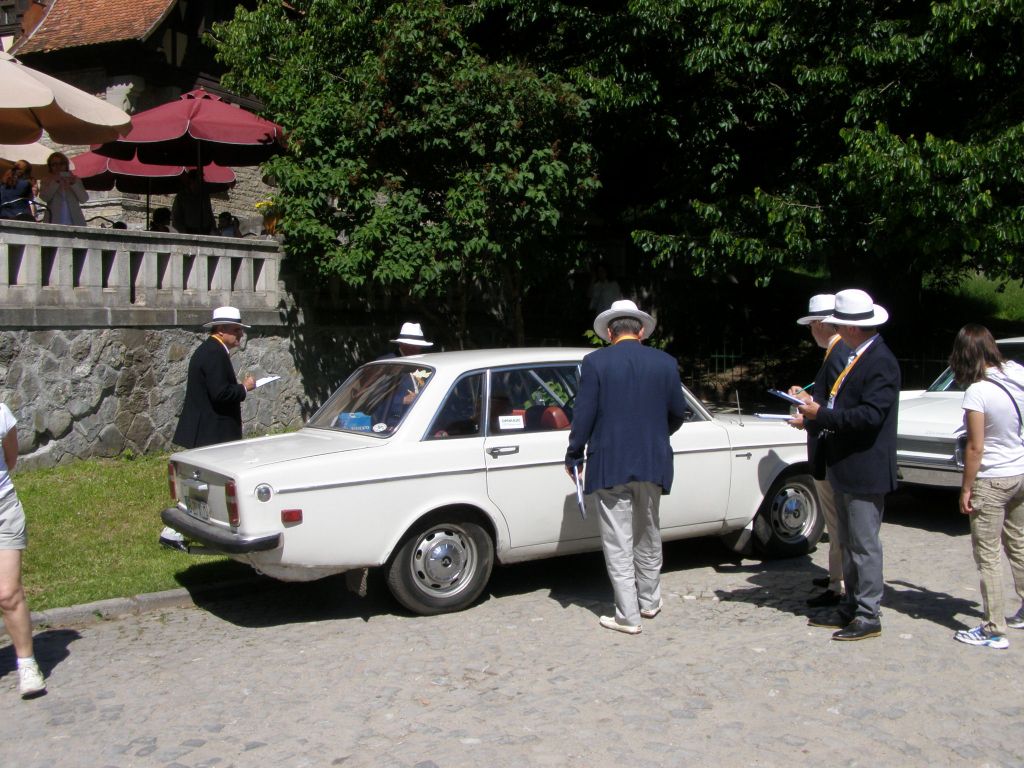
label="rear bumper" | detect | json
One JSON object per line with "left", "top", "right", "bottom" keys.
{"left": 161, "top": 507, "right": 281, "bottom": 554}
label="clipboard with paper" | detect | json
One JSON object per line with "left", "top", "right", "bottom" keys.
{"left": 572, "top": 464, "right": 587, "bottom": 519}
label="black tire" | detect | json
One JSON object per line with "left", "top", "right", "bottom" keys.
{"left": 386, "top": 517, "right": 494, "bottom": 615}
{"left": 752, "top": 472, "right": 823, "bottom": 558}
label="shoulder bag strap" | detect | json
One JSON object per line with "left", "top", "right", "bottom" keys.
{"left": 987, "top": 379, "right": 1023, "bottom": 436}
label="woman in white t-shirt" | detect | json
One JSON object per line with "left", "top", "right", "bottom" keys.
{"left": 950, "top": 324, "right": 1024, "bottom": 649}
{"left": 0, "top": 403, "right": 45, "bottom": 696}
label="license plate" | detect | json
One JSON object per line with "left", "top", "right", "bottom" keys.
{"left": 186, "top": 498, "right": 210, "bottom": 521}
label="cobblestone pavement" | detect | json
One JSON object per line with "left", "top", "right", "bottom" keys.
{"left": 2, "top": 490, "right": 1023, "bottom": 768}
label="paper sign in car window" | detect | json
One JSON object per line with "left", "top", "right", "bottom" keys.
{"left": 498, "top": 414, "right": 525, "bottom": 430}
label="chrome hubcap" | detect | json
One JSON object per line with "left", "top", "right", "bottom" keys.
{"left": 769, "top": 485, "right": 815, "bottom": 542}
{"left": 410, "top": 527, "right": 476, "bottom": 598}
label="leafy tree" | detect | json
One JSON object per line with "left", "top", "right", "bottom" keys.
{"left": 215, "top": 0, "right": 1024, "bottom": 347}
{"left": 478, "top": 0, "right": 1024, "bottom": 310}
{"left": 211, "top": 0, "right": 598, "bottom": 346}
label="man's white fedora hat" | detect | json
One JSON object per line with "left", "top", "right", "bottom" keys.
{"left": 824, "top": 288, "right": 889, "bottom": 327}
{"left": 593, "top": 299, "right": 656, "bottom": 342}
{"left": 797, "top": 293, "right": 836, "bottom": 326}
{"left": 391, "top": 321, "right": 434, "bottom": 347}
{"left": 203, "top": 306, "right": 250, "bottom": 329}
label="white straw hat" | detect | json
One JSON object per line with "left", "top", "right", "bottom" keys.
{"left": 593, "top": 299, "right": 656, "bottom": 342}
{"left": 203, "top": 306, "right": 250, "bottom": 329}
{"left": 797, "top": 294, "right": 836, "bottom": 325}
{"left": 391, "top": 322, "right": 433, "bottom": 347}
{"left": 823, "top": 289, "right": 889, "bottom": 327}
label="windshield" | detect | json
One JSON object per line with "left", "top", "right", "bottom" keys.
{"left": 308, "top": 362, "right": 434, "bottom": 436}
{"left": 927, "top": 341, "right": 1024, "bottom": 393}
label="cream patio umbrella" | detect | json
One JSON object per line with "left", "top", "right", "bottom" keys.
{"left": 0, "top": 141, "right": 58, "bottom": 176}
{"left": 0, "top": 51, "right": 131, "bottom": 145}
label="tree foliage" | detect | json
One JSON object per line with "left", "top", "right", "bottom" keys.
{"left": 214, "top": 0, "right": 1024, "bottom": 341}
{"left": 212, "top": 1, "right": 597, "bottom": 345}
{"left": 476, "top": 0, "right": 1024, "bottom": 302}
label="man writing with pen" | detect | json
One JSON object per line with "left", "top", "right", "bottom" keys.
{"left": 785, "top": 294, "right": 851, "bottom": 608}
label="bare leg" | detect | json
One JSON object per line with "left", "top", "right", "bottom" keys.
{"left": 0, "top": 549, "right": 34, "bottom": 659}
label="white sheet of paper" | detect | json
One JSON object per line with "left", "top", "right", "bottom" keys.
{"left": 573, "top": 465, "right": 586, "bottom": 520}
{"left": 255, "top": 375, "right": 281, "bottom": 388}
{"left": 755, "top": 413, "right": 795, "bottom": 421}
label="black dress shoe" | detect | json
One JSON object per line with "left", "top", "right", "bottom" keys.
{"left": 832, "top": 617, "right": 881, "bottom": 641}
{"left": 807, "top": 610, "right": 852, "bottom": 629}
{"left": 811, "top": 576, "right": 831, "bottom": 588}
{"left": 806, "top": 589, "right": 842, "bottom": 607}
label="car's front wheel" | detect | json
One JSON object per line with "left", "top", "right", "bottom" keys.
{"left": 753, "top": 473, "right": 823, "bottom": 558}
{"left": 386, "top": 517, "right": 494, "bottom": 615}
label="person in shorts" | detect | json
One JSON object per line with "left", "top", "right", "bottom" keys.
{"left": 0, "top": 402, "right": 46, "bottom": 697}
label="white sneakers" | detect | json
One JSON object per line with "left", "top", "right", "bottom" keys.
{"left": 18, "top": 659, "right": 45, "bottom": 698}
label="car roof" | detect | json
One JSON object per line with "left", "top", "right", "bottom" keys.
{"left": 368, "top": 347, "right": 594, "bottom": 369}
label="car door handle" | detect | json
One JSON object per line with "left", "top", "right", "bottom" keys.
{"left": 734, "top": 452, "right": 752, "bottom": 459}
{"left": 488, "top": 445, "right": 520, "bottom": 458}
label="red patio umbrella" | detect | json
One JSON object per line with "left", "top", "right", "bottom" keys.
{"left": 93, "top": 89, "right": 284, "bottom": 167}
{"left": 71, "top": 150, "right": 236, "bottom": 227}
{"left": 72, "top": 150, "right": 236, "bottom": 194}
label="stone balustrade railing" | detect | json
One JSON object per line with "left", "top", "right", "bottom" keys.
{"left": 0, "top": 220, "right": 284, "bottom": 326}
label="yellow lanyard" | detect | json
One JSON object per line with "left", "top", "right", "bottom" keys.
{"left": 830, "top": 348, "right": 865, "bottom": 400}
{"left": 824, "top": 335, "right": 840, "bottom": 361}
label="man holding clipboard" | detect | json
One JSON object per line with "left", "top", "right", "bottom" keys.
{"left": 565, "top": 300, "right": 687, "bottom": 635}
{"left": 785, "top": 294, "right": 851, "bottom": 608}
{"left": 796, "top": 289, "right": 900, "bottom": 641}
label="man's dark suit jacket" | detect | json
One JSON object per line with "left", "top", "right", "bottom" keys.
{"left": 813, "top": 334, "right": 901, "bottom": 495}
{"left": 565, "top": 339, "right": 687, "bottom": 495}
{"left": 807, "top": 337, "right": 852, "bottom": 480}
{"left": 172, "top": 336, "right": 248, "bottom": 449}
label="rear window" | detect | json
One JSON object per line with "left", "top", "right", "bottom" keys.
{"left": 308, "top": 362, "right": 434, "bottom": 436}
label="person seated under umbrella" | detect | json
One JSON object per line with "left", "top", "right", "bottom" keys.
{"left": 171, "top": 170, "right": 214, "bottom": 235}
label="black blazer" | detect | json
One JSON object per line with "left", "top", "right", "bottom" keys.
{"left": 814, "top": 335, "right": 901, "bottom": 495}
{"left": 172, "top": 336, "right": 248, "bottom": 449}
{"left": 807, "top": 336, "right": 852, "bottom": 480}
{"left": 565, "top": 340, "right": 687, "bottom": 494}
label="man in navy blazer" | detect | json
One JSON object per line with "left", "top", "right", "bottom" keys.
{"left": 173, "top": 306, "right": 256, "bottom": 449}
{"left": 798, "top": 289, "right": 900, "bottom": 641}
{"left": 163, "top": 306, "right": 256, "bottom": 551}
{"left": 566, "top": 300, "right": 687, "bottom": 634}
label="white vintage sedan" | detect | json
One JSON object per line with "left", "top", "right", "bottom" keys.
{"left": 897, "top": 337, "right": 1024, "bottom": 488}
{"left": 162, "top": 348, "right": 822, "bottom": 615}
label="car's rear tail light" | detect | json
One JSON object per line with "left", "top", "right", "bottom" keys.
{"left": 167, "top": 461, "right": 177, "bottom": 501}
{"left": 226, "top": 481, "right": 239, "bottom": 527}
{"left": 281, "top": 509, "right": 303, "bottom": 524}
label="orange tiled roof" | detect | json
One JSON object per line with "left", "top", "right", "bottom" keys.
{"left": 12, "top": 0, "right": 177, "bottom": 55}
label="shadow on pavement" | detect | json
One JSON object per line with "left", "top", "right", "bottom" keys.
{"left": 190, "top": 572, "right": 397, "bottom": 628}
{"left": 885, "top": 487, "right": 967, "bottom": 535}
{"left": 713, "top": 558, "right": 982, "bottom": 631}
{"left": 884, "top": 579, "right": 981, "bottom": 631}
{"left": 490, "top": 536, "right": 747, "bottom": 618}
{"left": 189, "top": 536, "right": 748, "bottom": 628}
{"left": 0, "top": 627, "right": 80, "bottom": 693}
{"left": 179, "top": 491, "right": 974, "bottom": 630}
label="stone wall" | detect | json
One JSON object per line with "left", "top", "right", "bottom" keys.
{"left": 0, "top": 323, "right": 392, "bottom": 470}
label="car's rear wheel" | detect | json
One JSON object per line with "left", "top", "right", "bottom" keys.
{"left": 753, "top": 473, "right": 823, "bottom": 558}
{"left": 386, "top": 517, "right": 494, "bottom": 615}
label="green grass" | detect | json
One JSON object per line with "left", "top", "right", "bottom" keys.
{"left": 951, "top": 273, "right": 1024, "bottom": 323}
{"left": 17, "top": 454, "right": 253, "bottom": 611}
